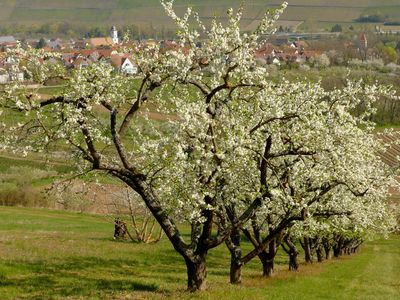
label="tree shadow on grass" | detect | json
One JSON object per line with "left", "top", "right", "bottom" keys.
{"left": 1, "top": 248, "right": 233, "bottom": 298}
{"left": 0, "top": 257, "right": 162, "bottom": 298}
{"left": 1, "top": 276, "right": 159, "bottom": 299}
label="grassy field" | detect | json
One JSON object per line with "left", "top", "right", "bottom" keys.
{"left": 0, "top": 0, "right": 400, "bottom": 30}
{"left": 0, "top": 206, "right": 399, "bottom": 299}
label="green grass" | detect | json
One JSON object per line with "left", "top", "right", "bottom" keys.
{"left": 362, "top": 6, "right": 400, "bottom": 22}
{"left": 0, "top": 206, "right": 399, "bottom": 299}
{"left": 37, "top": 85, "right": 65, "bottom": 95}
{"left": 0, "top": 155, "right": 72, "bottom": 174}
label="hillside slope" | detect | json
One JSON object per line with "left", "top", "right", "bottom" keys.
{"left": 0, "top": 0, "right": 400, "bottom": 29}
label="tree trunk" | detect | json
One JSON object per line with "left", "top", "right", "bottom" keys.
{"left": 227, "top": 228, "right": 242, "bottom": 284}
{"left": 316, "top": 245, "right": 324, "bottom": 263}
{"left": 333, "top": 236, "right": 344, "bottom": 258}
{"left": 352, "top": 241, "right": 362, "bottom": 254}
{"left": 323, "top": 239, "right": 331, "bottom": 260}
{"left": 230, "top": 260, "right": 242, "bottom": 284}
{"left": 185, "top": 255, "right": 207, "bottom": 291}
{"left": 261, "top": 254, "right": 274, "bottom": 277}
{"left": 257, "top": 239, "right": 277, "bottom": 277}
{"left": 288, "top": 246, "right": 299, "bottom": 271}
{"left": 303, "top": 237, "right": 313, "bottom": 264}
{"left": 283, "top": 238, "right": 299, "bottom": 271}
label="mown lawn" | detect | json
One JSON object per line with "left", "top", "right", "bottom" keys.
{"left": 0, "top": 206, "right": 399, "bottom": 299}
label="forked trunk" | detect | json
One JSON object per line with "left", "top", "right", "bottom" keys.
{"left": 185, "top": 255, "right": 207, "bottom": 291}
{"left": 283, "top": 239, "right": 299, "bottom": 271}
{"left": 258, "top": 250, "right": 274, "bottom": 277}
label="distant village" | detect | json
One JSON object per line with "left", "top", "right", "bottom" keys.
{"left": 1, "top": 26, "right": 400, "bottom": 84}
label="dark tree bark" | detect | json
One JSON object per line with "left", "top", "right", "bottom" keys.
{"left": 333, "top": 235, "right": 344, "bottom": 258}
{"left": 315, "top": 243, "right": 324, "bottom": 262}
{"left": 300, "top": 237, "right": 313, "bottom": 264}
{"left": 113, "top": 218, "right": 128, "bottom": 240}
{"left": 230, "top": 260, "right": 242, "bottom": 285}
{"left": 352, "top": 240, "right": 363, "bottom": 253}
{"left": 226, "top": 228, "right": 243, "bottom": 284}
{"left": 322, "top": 238, "right": 332, "bottom": 260}
{"left": 185, "top": 254, "right": 207, "bottom": 291}
{"left": 282, "top": 238, "right": 299, "bottom": 271}
{"left": 288, "top": 247, "right": 299, "bottom": 270}
{"left": 247, "top": 230, "right": 282, "bottom": 278}
{"left": 117, "top": 175, "right": 213, "bottom": 292}
{"left": 258, "top": 248, "right": 275, "bottom": 277}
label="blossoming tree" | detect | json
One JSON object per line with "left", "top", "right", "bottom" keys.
{"left": 220, "top": 82, "right": 398, "bottom": 281}
{"left": 0, "top": 0, "right": 398, "bottom": 291}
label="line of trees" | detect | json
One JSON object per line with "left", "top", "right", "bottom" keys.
{"left": 356, "top": 13, "right": 387, "bottom": 23}
{"left": 0, "top": 22, "right": 176, "bottom": 40}
{"left": 0, "top": 1, "right": 398, "bottom": 292}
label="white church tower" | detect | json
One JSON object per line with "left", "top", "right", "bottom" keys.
{"left": 110, "top": 26, "right": 119, "bottom": 45}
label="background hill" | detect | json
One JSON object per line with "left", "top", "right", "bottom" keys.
{"left": 1, "top": 0, "right": 400, "bottom": 34}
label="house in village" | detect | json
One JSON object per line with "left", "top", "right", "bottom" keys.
{"left": 289, "top": 40, "right": 309, "bottom": 51}
{"left": 120, "top": 57, "right": 137, "bottom": 74}
{"left": 0, "top": 36, "right": 16, "bottom": 44}
{"left": 0, "top": 69, "right": 10, "bottom": 84}
{"left": 254, "top": 40, "right": 317, "bottom": 66}
{"left": 160, "top": 40, "right": 178, "bottom": 51}
{"left": 72, "top": 57, "right": 91, "bottom": 70}
{"left": 0, "top": 59, "right": 24, "bottom": 84}
{"left": 275, "top": 37, "right": 290, "bottom": 46}
{"left": 48, "top": 38, "right": 69, "bottom": 50}
{"left": 61, "top": 49, "right": 117, "bottom": 69}
{"left": 60, "top": 48, "right": 137, "bottom": 74}
{"left": 0, "top": 36, "right": 17, "bottom": 50}
{"left": 110, "top": 54, "right": 138, "bottom": 75}
{"left": 72, "top": 39, "right": 88, "bottom": 50}
{"left": 89, "top": 26, "right": 119, "bottom": 48}
{"left": 255, "top": 43, "right": 280, "bottom": 65}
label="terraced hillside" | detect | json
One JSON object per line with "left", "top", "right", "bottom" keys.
{"left": 0, "top": 0, "right": 400, "bottom": 30}
{"left": 380, "top": 133, "right": 400, "bottom": 167}
{"left": 380, "top": 133, "right": 400, "bottom": 204}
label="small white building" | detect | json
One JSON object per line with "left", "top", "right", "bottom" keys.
{"left": 88, "top": 26, "right": 120, "bottom": 48}
{"left": 110, "top": 55, "right": 138, "bottom": 75}
{"left": 0, "top": 69, "right": 24, "bottom": 84}
{"left": 0, "top": 72, "right": 9, "bottom": 84}
{"left": 120, "top": 57, "right": 138, "bottom": 75}
{"left": 110, "top": 26, "right": 119, "bottom": 45}
{"left": 0, "top": 36, "right": 16, "bottom": 45}
{"left": 9, "top": 71, "right": 24, "bottom": 82}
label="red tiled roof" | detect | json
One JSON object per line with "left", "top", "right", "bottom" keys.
{"left": 110, "top": 54, "right": 133, "bottom": 67}
{"left": 89, "top": 37, "right": 114, "bottom": 47}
